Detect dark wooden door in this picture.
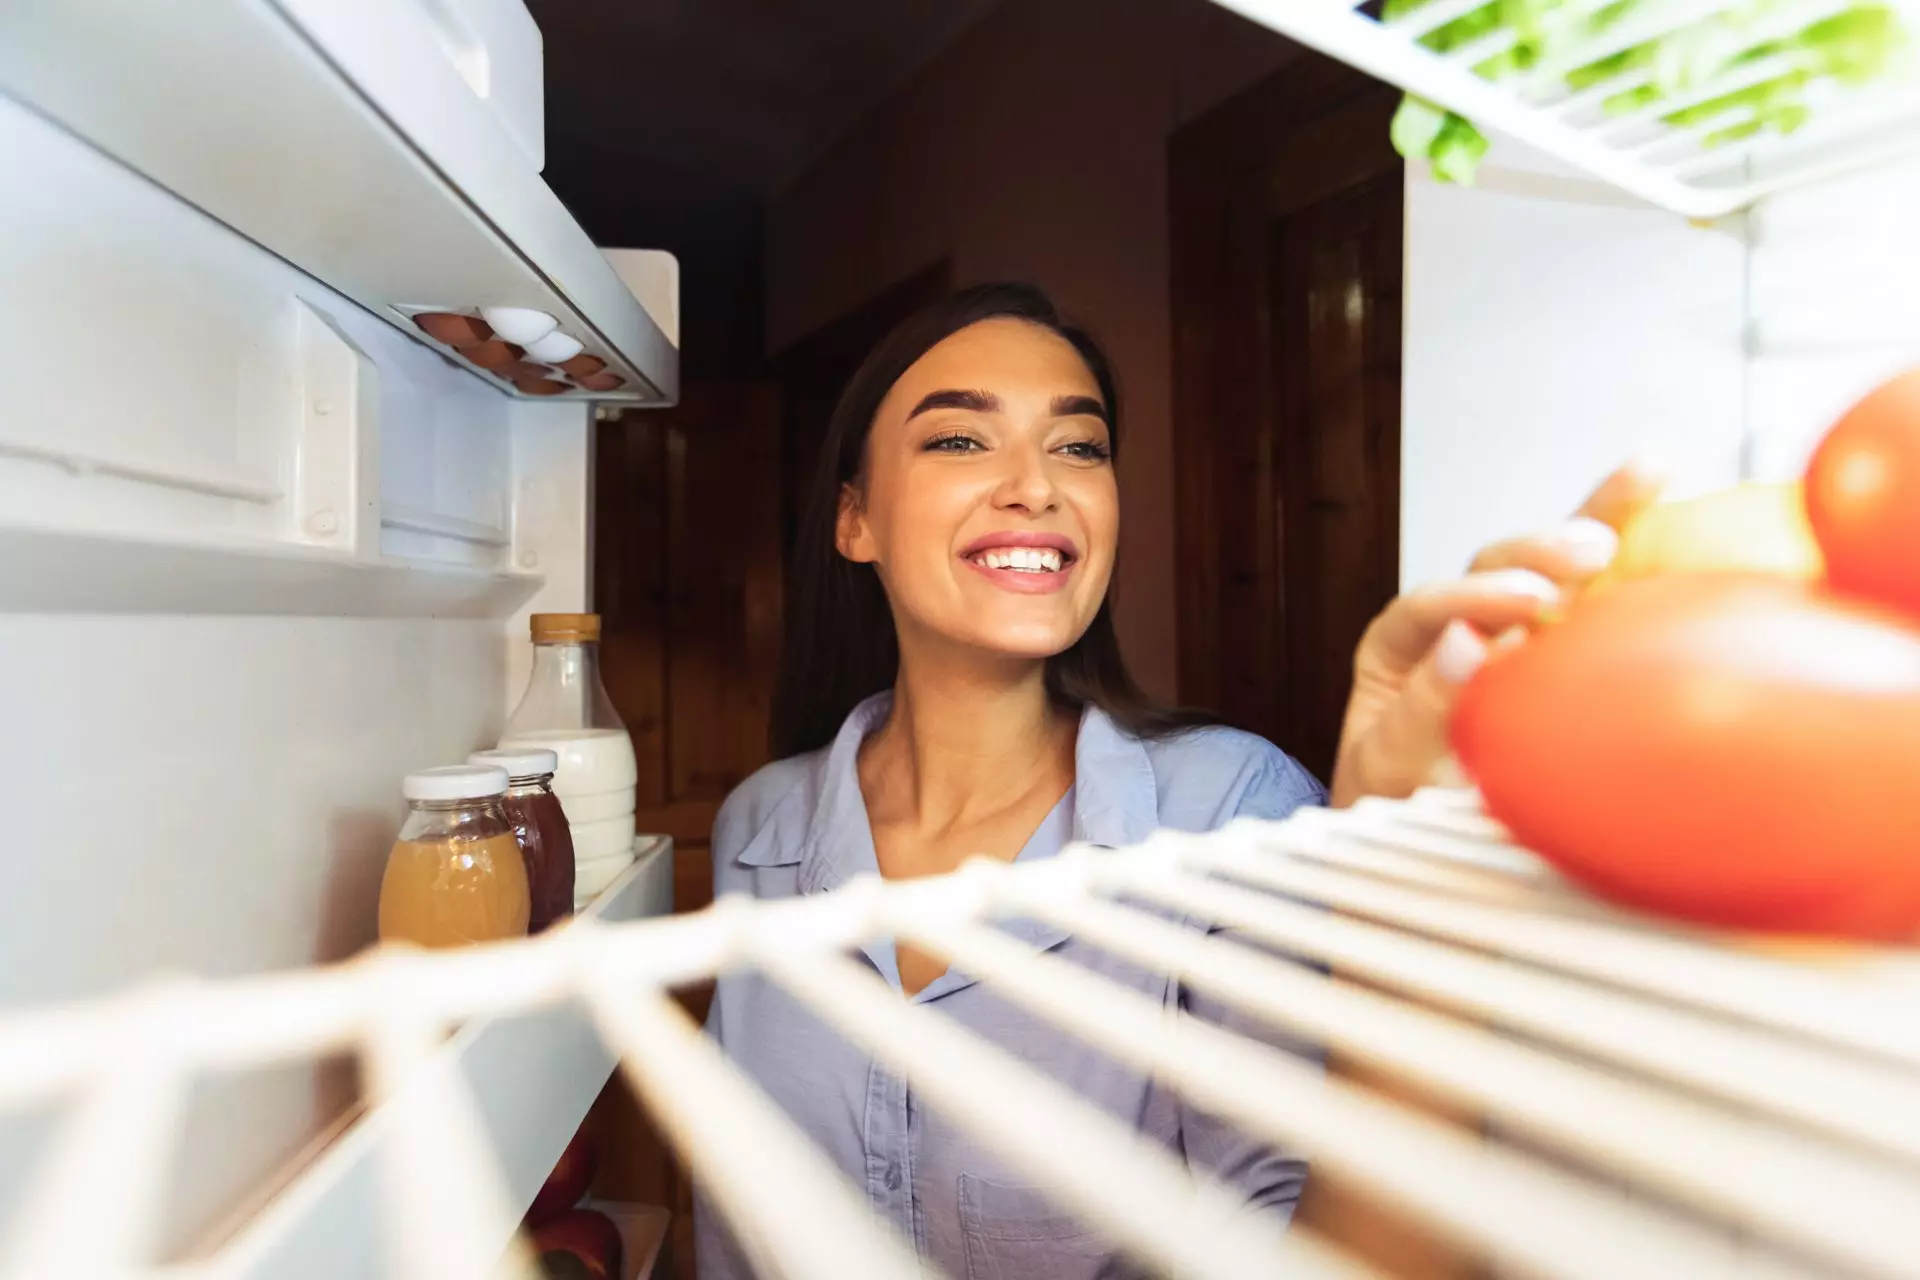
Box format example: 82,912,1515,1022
590,383,783,1278
596,383,784,893
1271,171,1403,781
1169,55,1403,784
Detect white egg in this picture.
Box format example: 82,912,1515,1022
480,306,558,345
521,330,584,363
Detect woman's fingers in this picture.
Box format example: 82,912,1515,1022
1335,620,1487,804
1359,569,1559,676
1332,459,1668,807
1574,458,1668,532
1468,516,1618,582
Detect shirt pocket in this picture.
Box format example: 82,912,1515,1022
958,1173,1134,1280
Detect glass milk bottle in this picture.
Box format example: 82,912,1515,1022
499,613,638,869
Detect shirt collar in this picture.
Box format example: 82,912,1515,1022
1069,701,1159,850
739,693,1163,999
774,693,1159,896
795,693,893,895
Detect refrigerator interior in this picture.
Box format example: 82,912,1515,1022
0,26,602,1260
5,0,1920,1276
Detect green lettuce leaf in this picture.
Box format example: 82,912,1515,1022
1381,0,1908,185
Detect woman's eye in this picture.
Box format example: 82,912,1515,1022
925,433,984,454
1059,440,1112,462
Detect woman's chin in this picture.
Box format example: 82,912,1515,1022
952,618,1088,662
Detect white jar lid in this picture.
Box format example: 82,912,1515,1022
404,764,508,802
468,746,559,779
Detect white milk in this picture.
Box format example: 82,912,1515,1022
496,728,636,848
570,812,637,860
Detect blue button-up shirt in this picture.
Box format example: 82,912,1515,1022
697,694,1327,1279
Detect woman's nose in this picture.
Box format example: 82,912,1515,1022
990,446,1059,514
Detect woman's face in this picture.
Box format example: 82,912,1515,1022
838,316,1118,663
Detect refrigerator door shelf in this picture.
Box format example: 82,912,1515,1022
199,840,675,1280
0,0,679,406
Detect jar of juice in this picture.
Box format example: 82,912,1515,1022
468,747,576,933
378,765,530,948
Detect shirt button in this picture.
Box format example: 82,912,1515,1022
884,1163,902,1190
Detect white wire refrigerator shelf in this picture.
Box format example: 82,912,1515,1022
1208,0,1920,219
3,788,1918,1279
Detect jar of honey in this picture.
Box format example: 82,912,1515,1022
468,746,576,932
378,765,530,948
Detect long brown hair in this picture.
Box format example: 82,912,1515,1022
770,282,1213,759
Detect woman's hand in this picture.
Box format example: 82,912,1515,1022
1327,463,1666,808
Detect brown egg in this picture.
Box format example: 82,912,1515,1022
414,312,492,347
499,360,552,380
576,372,625,392
464,340,525,369
514,377,570,397
558,354,606,378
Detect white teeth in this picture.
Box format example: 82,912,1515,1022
972,547,1064,573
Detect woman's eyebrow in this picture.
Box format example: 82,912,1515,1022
1051,393,1108,423
906,388,1000,420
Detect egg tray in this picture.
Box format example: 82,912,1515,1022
395,306,636,400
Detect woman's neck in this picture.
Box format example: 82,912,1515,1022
859,645,1076,836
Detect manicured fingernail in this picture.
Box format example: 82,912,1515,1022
1434,620,1487,685
1479,568,1561,604
1559,517,1619,572
1622,448,1675,489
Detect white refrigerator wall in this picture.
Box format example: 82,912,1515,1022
1400,146,1749,589
1402,143,1920,588
0,93,590,1255
1744,150,1920,480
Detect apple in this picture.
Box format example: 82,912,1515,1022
1584,481,1822,599
534,1208,624,1280
526,1125,599,1227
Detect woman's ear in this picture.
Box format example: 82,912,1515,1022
836,482,877,564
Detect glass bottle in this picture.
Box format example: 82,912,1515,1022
378,765,530,948
468,746,576,932
499,614,637,868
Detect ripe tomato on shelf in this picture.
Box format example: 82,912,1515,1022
1805,368,1920,618
1452,573,1920,940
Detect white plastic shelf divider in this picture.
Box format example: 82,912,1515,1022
2,797,1917,1278
0,524,543,619
1207,0,1920,218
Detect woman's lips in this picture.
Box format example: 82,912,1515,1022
958,535,1079,595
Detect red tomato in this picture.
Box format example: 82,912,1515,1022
1452,574,1920,939
1805,368,1920,617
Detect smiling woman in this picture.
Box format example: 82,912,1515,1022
695,284,1329,1280
694,282,1640,1279
772,283,1212,760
